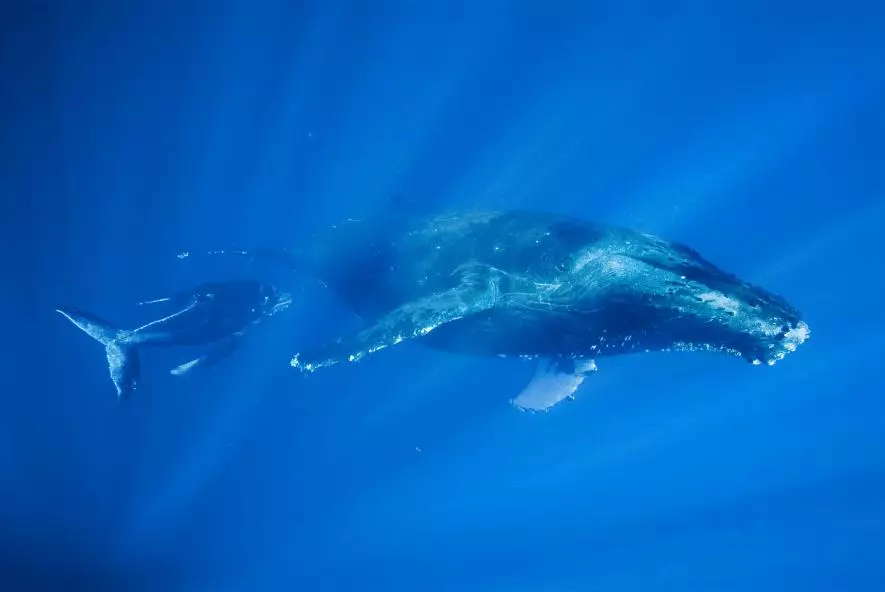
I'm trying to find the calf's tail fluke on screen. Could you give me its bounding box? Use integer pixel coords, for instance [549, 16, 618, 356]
[56, 307, 140, 399]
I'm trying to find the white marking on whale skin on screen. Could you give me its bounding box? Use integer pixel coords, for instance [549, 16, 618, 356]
[572, 249, 604, 273]
[532, 281, 563, 296]
[572, 248, 642, 280]
[698, 291, 741, 315]
[170, 358, 200, 376]
[604, 257, 628, 274]
[574, 359, 598, 376]
[668, 341, 743, 358]
[783, 321, 810, 352]
[753, 319, 784, 337]
[761, 321, 810, 365]
[290, 354, 315, 373]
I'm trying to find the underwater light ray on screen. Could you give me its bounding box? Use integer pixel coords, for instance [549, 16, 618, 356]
[171, 8, 292, 224]
[464, 323, 884, 508]
[118, 8, 360, 546]
[623, 66, 885, 236]
[443, 2, 745, 213]
[345, 356, 480, 441]
[325, 342, 875, 558]
[135, 10, 520, 532]
[233, 1, 349, 206]
[162, 7, 330, 247]
[338, 10, 503, 198]
[750, 195, 885, 287]
[121, 337, 290, 550]
[119, 278, 314, 539]
[498, 12, 749, 211]
[287, 6, 503, 227]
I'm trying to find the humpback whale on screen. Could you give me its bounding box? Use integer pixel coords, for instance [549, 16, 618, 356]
[57, 280, 292, 398]
[211, 210, 809, 412]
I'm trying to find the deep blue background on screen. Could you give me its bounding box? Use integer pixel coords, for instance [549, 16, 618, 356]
[2, 2, 885, 590]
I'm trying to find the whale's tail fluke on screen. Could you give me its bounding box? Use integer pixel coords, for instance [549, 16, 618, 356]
[56, 307, 140, 399]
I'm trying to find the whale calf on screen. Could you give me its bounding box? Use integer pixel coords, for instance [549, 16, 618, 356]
[57, 280, 292, 398]
[210, 210, 809, 411]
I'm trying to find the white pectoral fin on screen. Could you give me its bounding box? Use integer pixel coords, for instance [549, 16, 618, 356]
[170, 333, 245, 377]
[511, 358, 598, 412]
[136, 296, 174, 306]
[170, 357, 201, 376]
[291, 282, 498, 374]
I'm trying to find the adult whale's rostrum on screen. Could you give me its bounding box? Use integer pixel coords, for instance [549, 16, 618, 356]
[57, 280, 292, 398]
[214, 210, 809, 411]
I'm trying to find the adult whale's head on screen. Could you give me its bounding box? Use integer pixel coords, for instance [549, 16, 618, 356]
[677, 272, 810, 366]
[595, 232, 811, 366]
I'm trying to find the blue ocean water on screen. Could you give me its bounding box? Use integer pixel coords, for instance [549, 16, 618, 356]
[2, 2, 885, 590]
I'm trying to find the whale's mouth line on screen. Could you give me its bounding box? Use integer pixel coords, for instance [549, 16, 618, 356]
[669, 320, 810, 366]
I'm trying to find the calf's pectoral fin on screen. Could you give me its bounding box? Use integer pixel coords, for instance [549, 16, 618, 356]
[130, 296, 204, 338]
[170, 332, 246, 376]
[136, 289, 192, 307]
[291, 284, 497, 374]
[511, 358, 598, 412]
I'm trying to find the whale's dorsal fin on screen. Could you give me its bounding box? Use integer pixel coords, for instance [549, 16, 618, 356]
[511, 358, 597, 412]
[291, 278, 499, 374]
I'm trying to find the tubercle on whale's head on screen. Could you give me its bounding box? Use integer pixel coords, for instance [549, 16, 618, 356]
[743, 318, 810, 366]
[731, 289, 810, 366]
[683, 279, 809, 366]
